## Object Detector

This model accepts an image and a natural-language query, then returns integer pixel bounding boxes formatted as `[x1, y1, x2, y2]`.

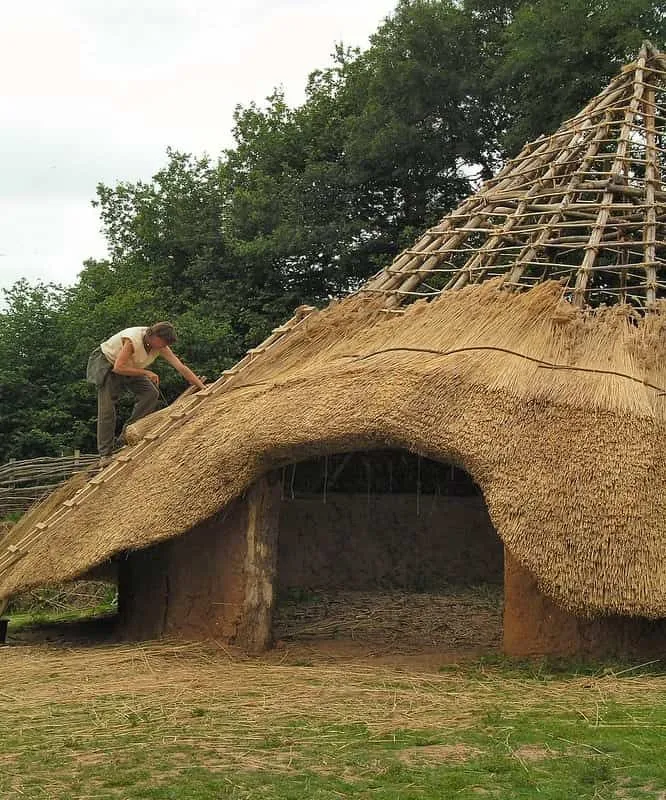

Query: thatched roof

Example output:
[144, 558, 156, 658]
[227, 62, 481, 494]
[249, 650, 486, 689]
[2, 44, 666, 617]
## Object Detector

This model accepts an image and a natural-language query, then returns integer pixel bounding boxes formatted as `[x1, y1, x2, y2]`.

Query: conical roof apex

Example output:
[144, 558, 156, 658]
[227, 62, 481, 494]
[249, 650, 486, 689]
[363, 43, 666, 312]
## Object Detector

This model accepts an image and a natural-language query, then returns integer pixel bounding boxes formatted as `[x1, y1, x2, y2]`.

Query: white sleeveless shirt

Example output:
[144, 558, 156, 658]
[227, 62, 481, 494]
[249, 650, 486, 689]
[100, 327, 159, 369]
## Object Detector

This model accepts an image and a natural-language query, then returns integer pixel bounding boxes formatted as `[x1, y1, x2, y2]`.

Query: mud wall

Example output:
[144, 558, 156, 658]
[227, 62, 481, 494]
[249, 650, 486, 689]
[503, 551, 666, 658]
[117, 489, 500, 642]
[117, 495, 248, 640]
[278, 493, 502, 591]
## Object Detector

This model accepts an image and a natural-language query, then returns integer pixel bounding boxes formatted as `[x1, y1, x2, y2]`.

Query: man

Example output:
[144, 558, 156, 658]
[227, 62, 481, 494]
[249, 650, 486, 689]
[86, 322, 205, 466]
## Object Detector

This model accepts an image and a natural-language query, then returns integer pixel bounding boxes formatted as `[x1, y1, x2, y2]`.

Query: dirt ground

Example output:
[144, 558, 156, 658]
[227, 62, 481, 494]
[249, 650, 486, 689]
[7, 586, 503, 667]
[273, 587, 502, 658]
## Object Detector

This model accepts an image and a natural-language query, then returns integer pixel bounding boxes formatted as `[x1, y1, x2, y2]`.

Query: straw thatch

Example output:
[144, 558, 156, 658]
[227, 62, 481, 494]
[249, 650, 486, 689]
[1, 44, 665, 618]
[3, 280, 666, 615]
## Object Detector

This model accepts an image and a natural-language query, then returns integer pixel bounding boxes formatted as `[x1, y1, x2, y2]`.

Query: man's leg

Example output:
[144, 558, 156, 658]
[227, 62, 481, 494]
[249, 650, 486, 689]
[97, 374, 122, 456]
[124, 376, 160, 427]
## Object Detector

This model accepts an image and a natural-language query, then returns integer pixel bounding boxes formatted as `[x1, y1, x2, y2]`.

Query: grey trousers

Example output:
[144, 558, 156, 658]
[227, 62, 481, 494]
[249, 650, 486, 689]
[88, 348, 159, 455]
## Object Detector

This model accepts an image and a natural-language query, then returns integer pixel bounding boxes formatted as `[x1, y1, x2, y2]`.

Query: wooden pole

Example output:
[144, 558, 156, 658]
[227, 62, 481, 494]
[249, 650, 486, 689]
[574, 48, 647, 305]
[236, 471, 282, 653]
[643, 81, 658, 309]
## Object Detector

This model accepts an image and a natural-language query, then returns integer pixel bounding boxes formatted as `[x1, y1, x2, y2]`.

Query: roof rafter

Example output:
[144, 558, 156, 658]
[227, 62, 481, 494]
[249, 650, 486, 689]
[363, 42, 666, 312]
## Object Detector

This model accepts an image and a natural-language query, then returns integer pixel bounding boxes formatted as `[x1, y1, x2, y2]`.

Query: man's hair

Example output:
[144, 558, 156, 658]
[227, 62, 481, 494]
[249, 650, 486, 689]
[147, 321, 177, 346]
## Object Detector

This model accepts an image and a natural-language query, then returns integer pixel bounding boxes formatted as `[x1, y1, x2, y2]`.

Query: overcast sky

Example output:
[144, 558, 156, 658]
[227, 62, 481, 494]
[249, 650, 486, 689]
[0, 0, 397, 295]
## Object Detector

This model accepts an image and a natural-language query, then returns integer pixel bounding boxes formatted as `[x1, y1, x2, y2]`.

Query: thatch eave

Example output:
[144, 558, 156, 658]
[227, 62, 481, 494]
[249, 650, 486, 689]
[3, 282, 666, 618]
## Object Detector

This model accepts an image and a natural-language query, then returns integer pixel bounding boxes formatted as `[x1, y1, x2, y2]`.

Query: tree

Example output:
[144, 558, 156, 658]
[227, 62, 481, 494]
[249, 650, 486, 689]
[0, 281, 81, 460]
[496, 0, 666, 154]
[223, 1, 496, 301]
[89, 152, 240, 391]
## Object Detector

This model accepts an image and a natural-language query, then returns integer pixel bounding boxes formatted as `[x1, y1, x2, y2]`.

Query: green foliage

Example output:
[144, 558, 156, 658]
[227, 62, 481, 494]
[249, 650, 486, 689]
[0, 281, 82, 459]
[91, 149, 295, 391]
[224, 2, 486, 297]
[8, 602, 117, 633]
[497, 0, 666, 154]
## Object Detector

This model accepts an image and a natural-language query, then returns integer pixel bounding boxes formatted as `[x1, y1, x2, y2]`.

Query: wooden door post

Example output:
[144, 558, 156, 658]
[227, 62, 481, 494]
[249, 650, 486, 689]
[236, 471, 282, 653]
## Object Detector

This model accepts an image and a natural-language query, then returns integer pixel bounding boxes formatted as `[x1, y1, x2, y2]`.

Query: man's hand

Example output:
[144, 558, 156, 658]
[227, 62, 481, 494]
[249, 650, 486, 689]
[145, 370, 160, 385]
[159, 347, 205, 390]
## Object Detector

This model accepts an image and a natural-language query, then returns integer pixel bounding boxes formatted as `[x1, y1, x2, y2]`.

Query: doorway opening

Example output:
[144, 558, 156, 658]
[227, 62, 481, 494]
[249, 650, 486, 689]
[274, 449, 503, 657]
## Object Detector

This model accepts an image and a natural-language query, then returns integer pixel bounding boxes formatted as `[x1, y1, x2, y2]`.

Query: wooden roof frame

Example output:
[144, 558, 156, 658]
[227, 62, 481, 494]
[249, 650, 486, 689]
[362, 41, 666, 311]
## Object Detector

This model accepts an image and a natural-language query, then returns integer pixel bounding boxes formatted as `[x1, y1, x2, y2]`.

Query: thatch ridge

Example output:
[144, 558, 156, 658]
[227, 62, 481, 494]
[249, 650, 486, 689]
[2, 281, 666, 617]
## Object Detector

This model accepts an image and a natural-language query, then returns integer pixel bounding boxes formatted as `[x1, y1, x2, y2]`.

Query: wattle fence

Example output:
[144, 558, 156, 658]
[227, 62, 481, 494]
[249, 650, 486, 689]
[0, 454, 98, 518]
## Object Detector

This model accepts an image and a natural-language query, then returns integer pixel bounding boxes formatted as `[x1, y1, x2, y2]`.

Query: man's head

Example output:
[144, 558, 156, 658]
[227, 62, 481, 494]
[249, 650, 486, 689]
[146, 321, 177, 350]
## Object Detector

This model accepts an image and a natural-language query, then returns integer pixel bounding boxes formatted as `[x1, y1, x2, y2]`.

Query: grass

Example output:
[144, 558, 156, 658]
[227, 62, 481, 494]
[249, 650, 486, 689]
[7, 602, 116, 632]
[2, 636, 666, 799]
[6, 581, 117, 631]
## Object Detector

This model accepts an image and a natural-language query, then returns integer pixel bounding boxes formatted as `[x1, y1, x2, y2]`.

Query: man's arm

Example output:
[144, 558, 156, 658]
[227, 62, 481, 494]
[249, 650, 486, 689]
[113, 339, 160, 384]
[160, 347, 206, 390]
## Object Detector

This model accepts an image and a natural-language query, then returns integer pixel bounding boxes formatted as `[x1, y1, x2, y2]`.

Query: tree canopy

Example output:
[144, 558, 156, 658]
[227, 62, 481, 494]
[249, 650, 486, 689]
[1, 0, 664, 461]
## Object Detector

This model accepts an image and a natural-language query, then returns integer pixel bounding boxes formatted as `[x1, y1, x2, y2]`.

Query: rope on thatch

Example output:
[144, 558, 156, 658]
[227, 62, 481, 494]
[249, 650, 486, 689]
[2, 46, 666, 619]
[347, 346, 666, 394]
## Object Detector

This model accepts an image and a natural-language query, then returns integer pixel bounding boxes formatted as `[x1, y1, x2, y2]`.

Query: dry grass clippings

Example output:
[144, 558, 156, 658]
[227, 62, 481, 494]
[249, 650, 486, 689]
[396, 743, 482, 765]
[274, 588, 502, 651]
[3, 639, 666, 798]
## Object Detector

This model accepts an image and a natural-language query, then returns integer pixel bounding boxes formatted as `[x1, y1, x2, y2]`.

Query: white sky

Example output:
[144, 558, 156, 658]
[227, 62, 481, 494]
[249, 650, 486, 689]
[0, 0, 397, 294]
